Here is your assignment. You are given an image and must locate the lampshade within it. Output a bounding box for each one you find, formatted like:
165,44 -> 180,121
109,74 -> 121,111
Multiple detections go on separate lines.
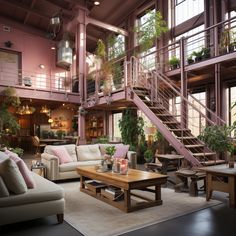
40,105 -> 50,114
145,126 -> 156,135
48,118 -> 53,123
16,105 -> 35,115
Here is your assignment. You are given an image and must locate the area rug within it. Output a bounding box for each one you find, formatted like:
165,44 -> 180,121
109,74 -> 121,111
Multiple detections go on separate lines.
59,182 -> 222,236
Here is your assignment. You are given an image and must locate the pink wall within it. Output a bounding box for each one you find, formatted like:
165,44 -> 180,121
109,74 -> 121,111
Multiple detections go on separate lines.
0,22 -> 68,76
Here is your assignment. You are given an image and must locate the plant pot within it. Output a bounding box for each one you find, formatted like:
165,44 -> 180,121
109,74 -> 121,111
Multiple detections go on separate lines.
228,44 -> 235,53
187,59 -> 194,65
194,56 -> 202,62
170,64 -> 179,70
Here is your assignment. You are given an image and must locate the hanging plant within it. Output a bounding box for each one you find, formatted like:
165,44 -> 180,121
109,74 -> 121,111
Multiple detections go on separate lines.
134,10 -> 168,52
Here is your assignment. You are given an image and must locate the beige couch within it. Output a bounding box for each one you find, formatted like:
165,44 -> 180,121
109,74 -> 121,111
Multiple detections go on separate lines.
0,172 -> 65,225
41,144 -> 137,181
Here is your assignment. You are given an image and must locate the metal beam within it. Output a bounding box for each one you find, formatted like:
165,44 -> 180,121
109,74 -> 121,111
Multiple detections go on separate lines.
43,0 -> 74,17
1,0 -> 51,20
87,17 -> 128,36
24,0 -> 36,24
0,15 -> 47,38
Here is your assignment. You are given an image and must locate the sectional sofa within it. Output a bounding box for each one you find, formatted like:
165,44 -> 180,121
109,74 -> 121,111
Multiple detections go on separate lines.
41,143 -> 137,181
0,151 -> 65,226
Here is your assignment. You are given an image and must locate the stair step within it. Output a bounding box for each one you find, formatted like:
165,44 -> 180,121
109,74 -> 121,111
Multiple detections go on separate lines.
149,107 -> 166,110
169,128 -> 190,132
185,144 -> 204,148
177,136 -> 197,140
155,113 -> 173,117
201,160 -> 226,166
193,152 -> 216,157
163,121 -> 179,124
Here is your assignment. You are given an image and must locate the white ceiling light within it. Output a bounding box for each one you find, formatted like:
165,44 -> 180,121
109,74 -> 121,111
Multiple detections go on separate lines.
94,1 -> 100,6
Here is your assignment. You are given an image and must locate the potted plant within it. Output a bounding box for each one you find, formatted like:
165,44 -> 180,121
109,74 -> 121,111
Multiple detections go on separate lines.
169,56 -> 180,69
198,125 -> 235,165
187,54 -> 194,65
192,50 -> 203,62
0,87 -> 20,147
144,149 -> 154,163
201,47 -> 211,60
118,108 -> 145,150
56,130 -> 65,139
104,145 -> 116,170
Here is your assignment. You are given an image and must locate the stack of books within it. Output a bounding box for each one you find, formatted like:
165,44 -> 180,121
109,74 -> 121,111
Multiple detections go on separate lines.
101,186 -> 124,201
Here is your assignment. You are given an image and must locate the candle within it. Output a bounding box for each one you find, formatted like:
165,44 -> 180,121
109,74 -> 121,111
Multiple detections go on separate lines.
120,159 -> 128,175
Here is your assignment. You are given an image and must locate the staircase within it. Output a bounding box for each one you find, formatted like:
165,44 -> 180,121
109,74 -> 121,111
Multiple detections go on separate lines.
127,57 -> 226,167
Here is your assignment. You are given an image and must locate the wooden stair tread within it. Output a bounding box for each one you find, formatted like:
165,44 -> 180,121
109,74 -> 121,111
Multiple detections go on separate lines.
185,144 -> 204,148
155,113 -> 173,117
193,152 -> 216,157
149,107 -> 166,110
163,121 -> 179,124
176,136 -> 197,139
169,128 -> 190,132
201,160 -> 226,166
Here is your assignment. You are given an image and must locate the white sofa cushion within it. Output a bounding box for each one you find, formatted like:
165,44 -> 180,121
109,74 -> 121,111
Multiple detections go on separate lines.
0,153 -> 28,195
0,172 -> 64,207
45,144 -> 77,162
59,160 -> 102,172
76,144 -> 102,161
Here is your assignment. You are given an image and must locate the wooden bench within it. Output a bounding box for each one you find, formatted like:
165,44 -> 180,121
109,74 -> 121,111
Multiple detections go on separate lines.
175,169 -> 206,196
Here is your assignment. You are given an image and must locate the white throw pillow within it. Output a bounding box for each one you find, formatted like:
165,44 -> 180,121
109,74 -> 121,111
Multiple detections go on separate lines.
76,144 -> 102,161
0,154 -> 27,194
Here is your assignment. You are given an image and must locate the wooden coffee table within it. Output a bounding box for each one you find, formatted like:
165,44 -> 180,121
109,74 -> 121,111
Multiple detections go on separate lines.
76,166 -> 167,213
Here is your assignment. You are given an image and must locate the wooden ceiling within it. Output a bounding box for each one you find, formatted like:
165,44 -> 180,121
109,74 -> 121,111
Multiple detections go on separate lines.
0,0 -> 147,52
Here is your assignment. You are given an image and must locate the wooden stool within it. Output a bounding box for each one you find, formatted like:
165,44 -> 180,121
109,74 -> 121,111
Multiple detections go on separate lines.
175,169 -> 206,196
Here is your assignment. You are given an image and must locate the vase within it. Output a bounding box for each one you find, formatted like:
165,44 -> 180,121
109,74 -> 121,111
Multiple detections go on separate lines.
229,161 -> 235,168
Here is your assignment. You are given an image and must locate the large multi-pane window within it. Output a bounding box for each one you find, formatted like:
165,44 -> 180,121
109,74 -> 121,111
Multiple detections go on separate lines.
108,34 -> 125,60
188,91 -> 206,136
137,9 -> 156,70
113,113 -> 122,141
174,0 -> 204,26
169,91 -> 206,136
226,86 -> 236,137
171,25 -> 205,59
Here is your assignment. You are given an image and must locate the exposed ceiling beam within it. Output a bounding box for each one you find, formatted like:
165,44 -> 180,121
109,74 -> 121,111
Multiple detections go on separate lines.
87,17 -> 128,36
0,15 -> 48,39
1,0 -> 51,20
23,0 -> 36,24
43,0 -> 75,18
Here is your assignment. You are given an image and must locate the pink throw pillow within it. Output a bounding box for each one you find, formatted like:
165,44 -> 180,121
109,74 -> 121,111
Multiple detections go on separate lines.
113,144 -> 130,159
5,150 -> 36,189
51,146 -> 73,164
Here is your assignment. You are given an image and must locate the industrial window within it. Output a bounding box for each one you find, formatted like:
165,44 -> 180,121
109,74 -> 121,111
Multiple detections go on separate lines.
175,0 -> 204,26
108,34 -> 125,60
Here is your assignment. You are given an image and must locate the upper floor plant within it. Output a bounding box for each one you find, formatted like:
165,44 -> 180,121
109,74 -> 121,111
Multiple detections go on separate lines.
135,10 -> 168,53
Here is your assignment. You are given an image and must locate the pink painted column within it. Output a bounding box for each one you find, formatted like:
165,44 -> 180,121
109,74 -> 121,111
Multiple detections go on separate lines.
75,8 -> 87,144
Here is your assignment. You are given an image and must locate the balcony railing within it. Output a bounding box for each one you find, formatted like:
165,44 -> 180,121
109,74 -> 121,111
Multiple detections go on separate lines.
0,68 -> 79,94
138,15 -> 236,73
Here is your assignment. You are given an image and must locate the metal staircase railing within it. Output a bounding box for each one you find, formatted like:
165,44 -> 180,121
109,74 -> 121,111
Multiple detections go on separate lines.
128,56 -> 226,166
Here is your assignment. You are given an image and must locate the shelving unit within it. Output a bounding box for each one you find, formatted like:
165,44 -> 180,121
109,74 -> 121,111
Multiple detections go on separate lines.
85,114 -> 104,141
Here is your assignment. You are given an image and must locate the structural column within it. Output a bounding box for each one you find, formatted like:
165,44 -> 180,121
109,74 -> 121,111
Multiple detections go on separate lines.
75,8 -> 87,144
180,37 -> 187,128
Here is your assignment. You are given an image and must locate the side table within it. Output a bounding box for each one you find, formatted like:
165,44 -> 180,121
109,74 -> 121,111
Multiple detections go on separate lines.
31,163 -> 46,178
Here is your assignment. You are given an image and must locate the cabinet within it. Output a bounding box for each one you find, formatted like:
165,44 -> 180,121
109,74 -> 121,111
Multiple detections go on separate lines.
85,115 -> 104,141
